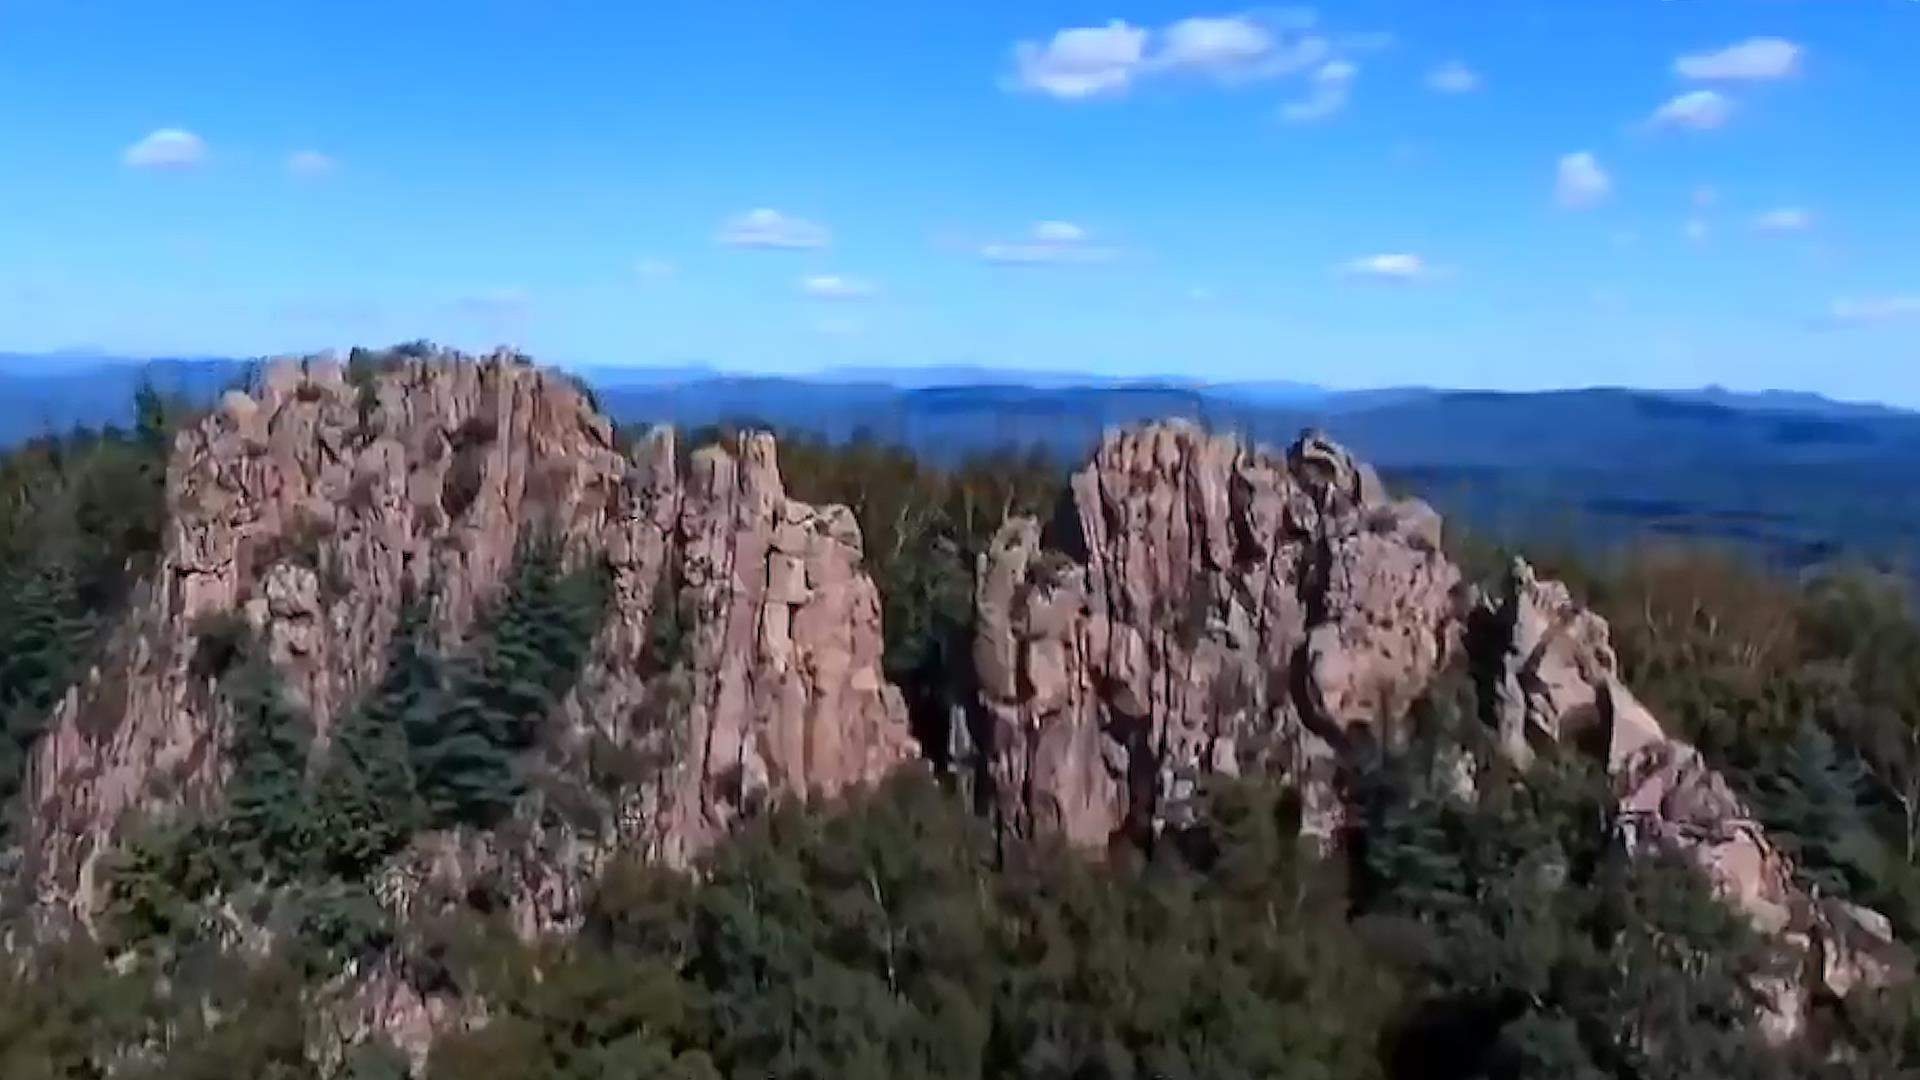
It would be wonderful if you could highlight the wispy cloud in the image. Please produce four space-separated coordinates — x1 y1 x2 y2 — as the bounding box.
1008 20 1150 99
1676 37 1802 81
1648 89 1732 130
1828 295 1920 327
1753 207 1814 233
799 274 877 299
1426 60 1480 94
124 128 206 169
1006 11 1360 100
979 221 1116 266
286 150 336 178
1280 59 1356 123
1556 152 1611 210
1339 252 1436 281
717 208 831 250
1155 13 1330 81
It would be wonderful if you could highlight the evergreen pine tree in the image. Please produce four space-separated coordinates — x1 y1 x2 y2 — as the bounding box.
0 561 93 835
220 641 316 882
311 596 435 878
410 538 607 828
1760 721 1886 899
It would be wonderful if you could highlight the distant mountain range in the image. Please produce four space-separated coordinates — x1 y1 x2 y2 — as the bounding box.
6 352 1918 568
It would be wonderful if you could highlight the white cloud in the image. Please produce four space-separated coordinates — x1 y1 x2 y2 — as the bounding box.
1684 219 1710 244
1280 59 1356 123
1676 37 1802 81
124 128 206 169
636 258 677 281
979 221 1115 266
1649 89 1732 130
286 150 335 178
1556 152 1611 210
1828 295 1920 326
1007 12 1350 100
1340 253 1431 281
1031 220 1088 244
1009 20 1149 99
799 274 877 299
1158 15 1273 70
1426 60 1480 94
1753 207 1814 233
1155 14 1329 80
717 208 831 250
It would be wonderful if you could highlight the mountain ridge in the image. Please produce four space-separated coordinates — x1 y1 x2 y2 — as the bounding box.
3 346 1917 1075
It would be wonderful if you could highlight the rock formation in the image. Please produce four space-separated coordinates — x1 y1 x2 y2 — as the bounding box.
973 419 1906 1042
10 360 1904 1059
1484 560 1911 1042
972 421 1462 846
20 350 912 933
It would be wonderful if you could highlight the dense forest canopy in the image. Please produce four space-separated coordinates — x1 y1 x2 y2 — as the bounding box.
5 362 1920 1078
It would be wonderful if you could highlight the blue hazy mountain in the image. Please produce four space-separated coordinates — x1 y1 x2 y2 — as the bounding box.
4 354 1916 567
0 354 251 438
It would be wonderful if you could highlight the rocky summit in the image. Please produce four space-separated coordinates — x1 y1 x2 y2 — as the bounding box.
22 352 911 930
3 348 1909 1069
972 422 1460 848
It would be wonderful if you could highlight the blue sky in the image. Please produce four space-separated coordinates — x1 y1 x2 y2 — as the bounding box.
2 1 1918 401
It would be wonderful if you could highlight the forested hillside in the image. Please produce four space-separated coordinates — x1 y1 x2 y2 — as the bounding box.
4 349 1920 1078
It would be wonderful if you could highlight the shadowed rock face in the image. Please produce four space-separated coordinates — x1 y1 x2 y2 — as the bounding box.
971 420 1462 847
21 351 912 934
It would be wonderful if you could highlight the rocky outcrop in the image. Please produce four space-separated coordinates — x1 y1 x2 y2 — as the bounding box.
644 431 914 861
1484 559 1912 1042
973 420 1906 1043
23 351 632 922
21 350 913 931
15 363 1905 1056
972 421 1461 846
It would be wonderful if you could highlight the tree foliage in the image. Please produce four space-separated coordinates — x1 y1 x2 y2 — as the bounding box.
13 410 1920 1077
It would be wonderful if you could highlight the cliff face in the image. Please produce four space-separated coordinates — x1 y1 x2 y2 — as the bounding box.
972 422 1461 847
973 420 1904 1042
10 361 1903 1055
1484 561 1910 1041
20 351 911 933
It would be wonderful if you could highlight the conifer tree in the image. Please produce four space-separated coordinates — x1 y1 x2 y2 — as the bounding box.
219 640 316 882
0 562 93 836
311 595 436 878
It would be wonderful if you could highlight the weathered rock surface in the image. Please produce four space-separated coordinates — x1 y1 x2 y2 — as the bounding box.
14 364 1906 1058
639 431 914 865
972 421 1461 846
974 420 1907 1042
1484 559 1912 1042
21 351 912 933
24 351 629 923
